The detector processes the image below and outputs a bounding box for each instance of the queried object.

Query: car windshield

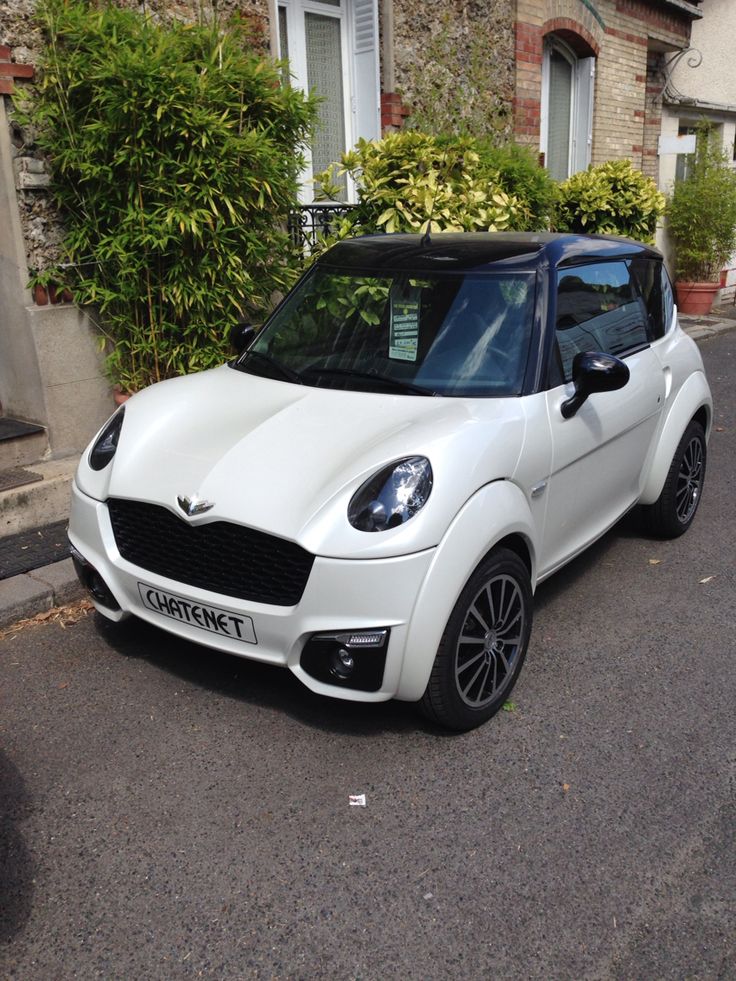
[236,265,536,397]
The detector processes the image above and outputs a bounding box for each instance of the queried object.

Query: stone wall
[392,0,515,136]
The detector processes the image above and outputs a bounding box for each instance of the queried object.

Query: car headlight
[89,406,125,471]
[348,456,433,532]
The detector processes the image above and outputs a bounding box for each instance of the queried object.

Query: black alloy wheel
[420,547,533,731]
[643,420,707,538]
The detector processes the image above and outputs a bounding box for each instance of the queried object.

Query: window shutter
[573,57,595,173]
[352,0,380,142]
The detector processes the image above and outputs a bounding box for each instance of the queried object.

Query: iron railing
[288,202,356,253]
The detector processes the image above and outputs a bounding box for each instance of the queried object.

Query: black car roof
[320,232,662,273]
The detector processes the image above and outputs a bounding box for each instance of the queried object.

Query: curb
[0,557,85,629]
[0,316,733,633]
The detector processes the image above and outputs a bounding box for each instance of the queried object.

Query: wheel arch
[395,479,539,702]
[639,371,712,506]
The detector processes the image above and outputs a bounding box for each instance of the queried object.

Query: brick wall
[513,0,696,180]
[0,44,34,96]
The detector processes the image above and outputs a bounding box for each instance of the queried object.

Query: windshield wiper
[303,365,437,396]
[240,350,304,385]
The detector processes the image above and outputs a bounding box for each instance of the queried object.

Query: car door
[539,259,666,577]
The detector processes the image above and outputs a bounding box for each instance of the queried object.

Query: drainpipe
[267,0,279,59]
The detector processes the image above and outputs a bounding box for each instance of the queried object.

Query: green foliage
[313,131,528,245]
[667,125,736,282]
[555,159,665,244]
[469,140,557,231]
[20,0,316,391]
[403,12,513,144]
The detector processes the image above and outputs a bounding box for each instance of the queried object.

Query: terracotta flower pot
[113,386,131,406]
[675,281,721,316]
[33,284,49,305]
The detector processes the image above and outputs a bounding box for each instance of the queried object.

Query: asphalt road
[2,333,734,980]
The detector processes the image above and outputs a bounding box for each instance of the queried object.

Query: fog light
[330,648,355,680]
[70,545,120,611]
[300,627,390,692]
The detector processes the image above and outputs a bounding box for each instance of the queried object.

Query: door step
[0,418,45,441]
[0,417,48,469]
[0,456,78,538]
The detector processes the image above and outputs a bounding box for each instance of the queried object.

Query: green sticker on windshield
[389,285,421,361]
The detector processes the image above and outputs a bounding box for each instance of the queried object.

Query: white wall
[670,0,736,108]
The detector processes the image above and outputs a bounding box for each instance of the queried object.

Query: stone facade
[391,0,515,134]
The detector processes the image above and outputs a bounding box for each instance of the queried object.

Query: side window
[631,257,666,342]
[554,261,649,382]
[662,265,675,332]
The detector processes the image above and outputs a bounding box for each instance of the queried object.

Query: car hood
[78,365,527,558]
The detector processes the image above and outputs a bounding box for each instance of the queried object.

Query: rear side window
[662,265,675,332]
[631,256,667,341]
[554,261,649,381]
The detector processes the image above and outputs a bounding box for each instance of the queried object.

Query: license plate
[138,583,257,644]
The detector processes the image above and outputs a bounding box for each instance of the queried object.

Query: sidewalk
[0,313,734,629]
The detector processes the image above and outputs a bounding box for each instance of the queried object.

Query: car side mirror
[561,351,630,419]
[229,322,257,355]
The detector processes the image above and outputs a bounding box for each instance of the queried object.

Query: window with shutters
[277,0,380,202]
[541,36,594,181]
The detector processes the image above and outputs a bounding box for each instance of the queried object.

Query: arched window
[541,36,595,181]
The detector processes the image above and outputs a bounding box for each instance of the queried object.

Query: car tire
[642,420,706,539]
[420,548,533,732]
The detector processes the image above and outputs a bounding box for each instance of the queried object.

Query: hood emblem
[177,494,214,517]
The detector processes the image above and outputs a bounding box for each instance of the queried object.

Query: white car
[69,233,712,730]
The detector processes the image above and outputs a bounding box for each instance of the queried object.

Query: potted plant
[667,124,736,315]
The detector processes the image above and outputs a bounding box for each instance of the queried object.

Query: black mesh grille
[108,498,315,607]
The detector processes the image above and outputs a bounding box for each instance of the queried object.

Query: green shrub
[22,0,316,391]
[555,159,665,243]
[667,124,736,282]
[470,140,557,231]
[313,131,526,243]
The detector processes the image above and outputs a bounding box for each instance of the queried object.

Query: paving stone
[687,327,717,341]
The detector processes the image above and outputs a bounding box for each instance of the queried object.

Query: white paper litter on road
[349,794,366,806]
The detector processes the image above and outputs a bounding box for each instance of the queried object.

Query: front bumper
[69,482,436,702]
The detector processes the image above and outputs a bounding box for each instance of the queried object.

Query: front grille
[108,498,315,607]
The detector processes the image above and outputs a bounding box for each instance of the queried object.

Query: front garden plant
[21,0,317,392]
[555,159,665,243]
[312,131,555,245]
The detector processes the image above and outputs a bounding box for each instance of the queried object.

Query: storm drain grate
[0,519,70,579]
[0,467,44,493]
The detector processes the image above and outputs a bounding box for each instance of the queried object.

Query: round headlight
[89,406,125,471]
[348,456,433,533]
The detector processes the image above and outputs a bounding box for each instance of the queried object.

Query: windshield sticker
[389,285,421,361]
